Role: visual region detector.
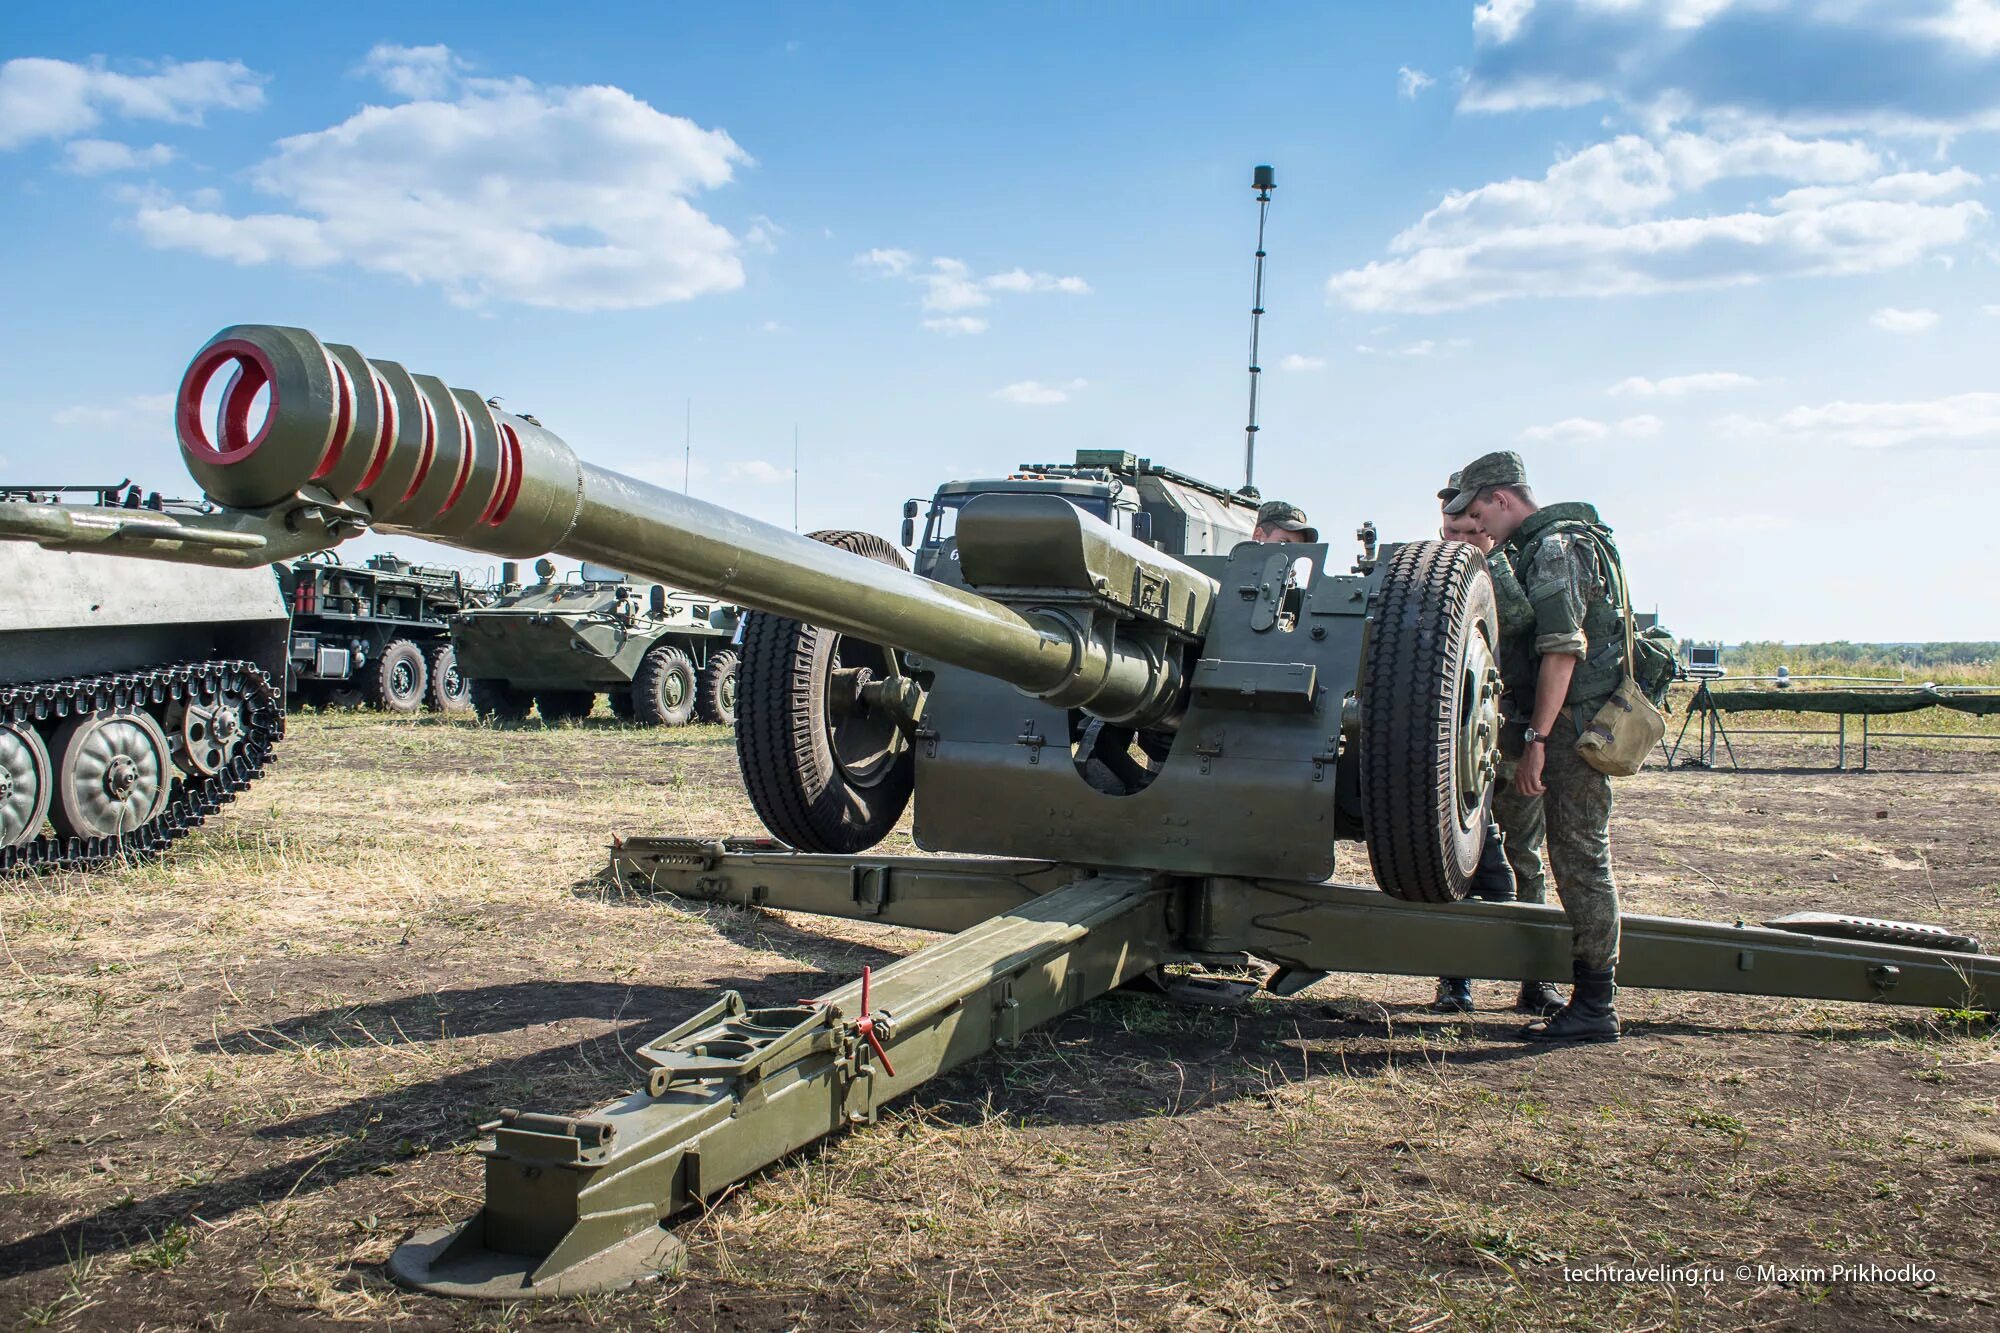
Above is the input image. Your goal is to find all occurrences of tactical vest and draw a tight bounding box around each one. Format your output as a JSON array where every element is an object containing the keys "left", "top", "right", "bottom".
[{"left": 1499, "top": 502, "right": 1627, "bottom": 713}]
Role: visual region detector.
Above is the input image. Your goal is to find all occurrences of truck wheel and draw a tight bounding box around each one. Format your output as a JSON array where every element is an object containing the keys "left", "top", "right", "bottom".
[
  {"left": 536, "top": 690, "right": 596, "bottom": 724},
  {"left": 634, "top": 645, "right": 696, "bottom": 726},
  {"left": 736, "top": 530, "right": 915, "bottom": 853},
  {"left": 696, "top": 650, "right": 739, "bottom": 726},
  {"left": 1359, "top": 540, "right": 1501, "bottom": 903},
  {"left": 607, "top": 691, "right": 637, "bottom": 720},
  {"left": 427, "top": 644, "right": 471, "bottom": 712},
  {"left": 368, "top": 639, "right": 429, "bottom": 714},
  {"left": 49, "top": 709, "right": 173, "bottom": 840},
  {"left": 468, "top": 678, "right": 531, "bottom": 722}
]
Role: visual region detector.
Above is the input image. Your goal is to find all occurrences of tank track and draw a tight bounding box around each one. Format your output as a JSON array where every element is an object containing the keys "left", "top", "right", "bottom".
[{"left": 1, "top": 660, "right": 283, "bottom": 874}]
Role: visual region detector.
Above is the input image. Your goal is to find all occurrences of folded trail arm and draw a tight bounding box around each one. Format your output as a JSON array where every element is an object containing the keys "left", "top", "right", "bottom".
[{"left": 0, "top": 498, "right": 356, "bottom": 569}]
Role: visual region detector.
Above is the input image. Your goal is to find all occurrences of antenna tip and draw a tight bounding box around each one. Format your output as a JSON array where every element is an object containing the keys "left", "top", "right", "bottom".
[{"left": 1252, "top": 164, "right": 1275, "bottom": 191}]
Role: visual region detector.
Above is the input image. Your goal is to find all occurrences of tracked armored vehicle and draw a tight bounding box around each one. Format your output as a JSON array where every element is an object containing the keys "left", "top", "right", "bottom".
[
  {"left": 0, "top": 482, "right": 286, "bottom": 871},
  {"left": 9, "top": 326, "right": 2000, "bottom": 1299},
  {"left": 450, "top": 560, "right": 740, "bottom": 724},
  {"left": 281, "top": 551, "right": 489, "bottom": 712}
]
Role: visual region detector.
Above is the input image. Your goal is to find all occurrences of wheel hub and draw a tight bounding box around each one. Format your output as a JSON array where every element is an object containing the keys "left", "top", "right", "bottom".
[
  {"left": 105, "top": 754, "right": 138, "bottom": 799},
  {"left": 1455, "top": 636, "right": 1504, "bottom": 827}
]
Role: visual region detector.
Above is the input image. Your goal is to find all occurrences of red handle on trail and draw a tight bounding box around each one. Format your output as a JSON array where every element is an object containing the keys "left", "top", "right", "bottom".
[{"left": 855, "top": 966, "right": 896, "bottom": 1078}]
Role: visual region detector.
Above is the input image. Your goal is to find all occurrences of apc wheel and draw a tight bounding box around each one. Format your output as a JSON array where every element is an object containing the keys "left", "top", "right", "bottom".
[
  {"left": 536, "top": 690, "right": 596, "bottom": 724},
  {"left": 468, "top": 678, "right": 531, "bottom": 722},
  {"left": 607, "top": 691, "right": 637, "bottom": 721},
  {"left": 1359, "top": 540, "right": 1501, "bottom": 903},
  {"left": 696, "top": 650, "right": 739, "bottom": 726},
  {"left": 427, "top": 644, "right": 471, "bottom": 712},
  {"left": 50, "top": 709, "right": 173, "bottom": 840},
  {"left": 368, "top": 639, "right": 428, "bottom": 714},
  {"left": 634, "top": 645, "right": 696, "bottom": 726},
  {"left": 0, "top": 722, "right": 53, "bottom": 849},
  {"left": 736, "top": 530, "right": 915, "bottom": 853}
]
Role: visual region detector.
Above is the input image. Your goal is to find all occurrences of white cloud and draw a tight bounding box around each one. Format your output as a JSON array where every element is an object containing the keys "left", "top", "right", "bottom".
[
  {"left": 1721, "top": 393, "right": 2000, "bottom": 448},
  {"left": 52, "top": 391, "right": 176, "bottom": 438},
  {"left": 0, "top": 56, "right": 264, "bottom": 151},
  {"left": 730, "top": 459, "right": 793, "bottom": 484},
  {"left": 357, "top": 44, "right": 464, "bottom": 100},
  {"left": 1517, "top": 414, "right": 1663, "bottom": 443},
  {"left": 1353, "top": 338, "right": 1466, "bottom": 357},
  {"left": 1870, "top": 306, "right": 1940, "bottom": 333},
  {"left": 858, "top": 249, "right": 1089, "bottom": 331},
  {"left": 1329, "top": 129, "right": 1986, "bottom": 313},
  {"left": 1398, "top": 66, "right": 1435, "bottom": 100},
  {"left": 1608, "top": 371, "right": 1758, "bottom": 396},
  {"left": 133, "top": 54, "right": 749, "bottom": 311},
  {"left": 1278, "top": 353, "right": 1326, "bottom": 372},
  {"left": 1461, "top": 0, "right": 2000, "bottom": 136},
  {"left": 60, "top": 138, "right": 173, "bottom": 174},
  {"left": 993, "top": 378, "right": 1087, "bottom": 406}
]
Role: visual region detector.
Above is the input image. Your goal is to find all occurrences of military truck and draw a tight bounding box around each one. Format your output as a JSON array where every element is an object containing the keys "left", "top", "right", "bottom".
[
  {"left": 279, "top": 552, "right": 490, "bottom": 713},
  {"left": 451, "top": 559, "right": 741, "bottom": 725},
  {"left": 0, "top": 482, "right": 287, "bottom": 871}
]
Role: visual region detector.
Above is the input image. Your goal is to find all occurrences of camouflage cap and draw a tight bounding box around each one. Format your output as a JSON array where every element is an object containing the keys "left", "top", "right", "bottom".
[
  {"left": 1255, "top": 499, "right": 1317, "bottom": 542},
  {"left": 1438, "top": 450, "right": 1527, "bottom": 515}
]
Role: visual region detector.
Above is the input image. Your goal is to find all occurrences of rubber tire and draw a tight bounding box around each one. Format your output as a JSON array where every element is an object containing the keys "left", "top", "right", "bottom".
[
  {"left": 695, "top": 650, "right": 739, "bottom": 726},
  {"left": 536, "top": 690, "right": 596, "bottom": 724},
  {"left": 735, "top": 529, "right": 915, "bottom": 853},
  {"left": 368, "top": 639, "right": 428, "bottom": 715},
  {"left": 1359, "top": 540, "right": 1498, "bottom": 903},
  {"left": 634, "top": 645, "right": 696, "bottom": 726},
  {"left": 426, "top": 643, "right": 471, "bottom": 713},
  {"left": 468, "top": 678, "right": 531, "bottom": 722}
]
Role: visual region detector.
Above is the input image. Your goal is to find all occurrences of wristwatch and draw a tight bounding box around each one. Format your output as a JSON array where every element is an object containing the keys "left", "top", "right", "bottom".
[{"left": 1521, "top": 725, "right": 1547, "bottom": 747}]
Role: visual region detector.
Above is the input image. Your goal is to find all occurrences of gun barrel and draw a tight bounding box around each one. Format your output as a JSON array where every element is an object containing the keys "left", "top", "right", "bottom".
[{"left": 174, "top": 325, "right": 1183, "bottom": 723}]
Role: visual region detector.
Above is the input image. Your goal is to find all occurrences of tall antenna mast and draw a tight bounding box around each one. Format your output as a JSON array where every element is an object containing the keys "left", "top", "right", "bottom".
[
  {"left": 792, "top": 424, "right": 800, "bottom": 532},
  {"left": 683, "top": 398, "right": 692, "bottom": 494},
  {"left": 1242, "top": 163, "right": 1275, "bottom": 497}
]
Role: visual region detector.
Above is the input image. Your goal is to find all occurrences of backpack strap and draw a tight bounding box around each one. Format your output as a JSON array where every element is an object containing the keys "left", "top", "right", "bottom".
[{"left": 1572, "top": 525, "right": 1638, "bottom": 688}]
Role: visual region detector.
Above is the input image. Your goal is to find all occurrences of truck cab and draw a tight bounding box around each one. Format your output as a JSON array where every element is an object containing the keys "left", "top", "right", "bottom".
[{"left": 907, "top": 449, "right": 1259, "bottom": 579}]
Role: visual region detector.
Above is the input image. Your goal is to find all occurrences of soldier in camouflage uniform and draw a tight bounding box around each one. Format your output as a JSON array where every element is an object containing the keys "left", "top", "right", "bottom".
[
  {"left": 1252, "top": 500, "right": 1316, "bottom": 544},
  {"left": 1430, "top": 501, "right": 1564, "bottom": 1017},
  {"left": 1443, "top": 451, "right": 1626, "bottom": 1043}
]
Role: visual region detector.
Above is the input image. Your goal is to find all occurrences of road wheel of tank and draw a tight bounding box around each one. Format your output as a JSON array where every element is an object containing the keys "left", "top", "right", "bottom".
[
  {"left": 696, "top": 650, "right": 739, "bottom": 726},
  {"left": 426, "top": 644, "right": 471, "bottom": 712},
  {"left": 736, "top": 530, "right": 915, "bottom": 854},
  {"left": 368, "top": 639, "right": 429, "bottom": 714},
  {"left": 1359, "top": 539, "right": 1501, "bottom": 903},
  {"left": 0, "top": 722, "right": 53, "bottom": 849},
  {"left": 634, "top": 646, "right": 696, "bottom": 726},
  {"left": 537, "top": 690, "right": 596, "bottom": 724},
  {"left": 468, "top": 678, "right": 531, "bottom": 722},
  {"left": 49, "top": 709, "right": 174, "bottom": 840}
]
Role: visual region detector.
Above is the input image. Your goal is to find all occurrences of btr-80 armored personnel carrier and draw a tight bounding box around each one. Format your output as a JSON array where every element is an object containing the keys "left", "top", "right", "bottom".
[{"left": 450, "top": 560, "right": 740, "bottom": 726}]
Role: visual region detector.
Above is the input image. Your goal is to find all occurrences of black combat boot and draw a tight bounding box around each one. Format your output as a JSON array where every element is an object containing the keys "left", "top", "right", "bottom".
[
  {"left": 1515, "top": 981, "right": 1565, "bottom": 1016},
  {"left": 1520, "top": 964, "right": 1619, "bottom": 1043},
  {"left": 1467, "top": 823, "right": 1516, "bottom": 903},
  {"left": 1431, "top": 977, "right": 1474, "bottom": 1013}
]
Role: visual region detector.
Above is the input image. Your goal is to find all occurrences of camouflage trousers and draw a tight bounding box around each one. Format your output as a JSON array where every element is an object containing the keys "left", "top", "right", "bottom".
[{"left": 1500, "top": 713, "right": 1620, "bottom": 969}]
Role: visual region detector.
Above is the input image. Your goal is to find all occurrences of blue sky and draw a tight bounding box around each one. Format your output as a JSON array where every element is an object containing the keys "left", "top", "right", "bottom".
[{"left": 4, "top": 1, "right": 1997, "bottom": 641}]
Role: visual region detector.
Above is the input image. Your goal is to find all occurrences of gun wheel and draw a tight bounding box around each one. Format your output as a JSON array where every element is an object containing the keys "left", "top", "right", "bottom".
[
  {"left": 1359, "top": 539, "right": 1500, "bottom": 903},
  {"left": 695, "top": 650, "right": 738, "bottom": 726},
  {"left": 635, "top": 645, "right": 696, "bottom": 726},
  {"left": 736, "top": 530, "right": 915, "bottom": 853},
  {"left": 368, "top": 638, "right": 429, "bottom": 714}
]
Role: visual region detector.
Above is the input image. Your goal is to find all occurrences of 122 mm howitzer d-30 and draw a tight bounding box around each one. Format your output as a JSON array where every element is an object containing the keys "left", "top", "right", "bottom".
[{"left": 4, "top": 325, "right": 1997, "bottom": 1299}]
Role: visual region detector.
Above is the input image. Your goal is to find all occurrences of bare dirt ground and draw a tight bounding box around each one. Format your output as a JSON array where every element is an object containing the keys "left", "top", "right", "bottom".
[{"left": 1, "top": 710, "right": 1996, "bottom": 1332}]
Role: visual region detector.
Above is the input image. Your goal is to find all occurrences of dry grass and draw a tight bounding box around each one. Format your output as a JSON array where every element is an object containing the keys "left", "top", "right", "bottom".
[{"left": 0, "top": 711, "right": 1996, "bottom": 1330}]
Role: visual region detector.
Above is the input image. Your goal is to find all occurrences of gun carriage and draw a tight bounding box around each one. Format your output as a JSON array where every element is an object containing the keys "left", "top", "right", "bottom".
[{"left": 4, "top": 325, "right": 1995, "bottom": 1298}]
